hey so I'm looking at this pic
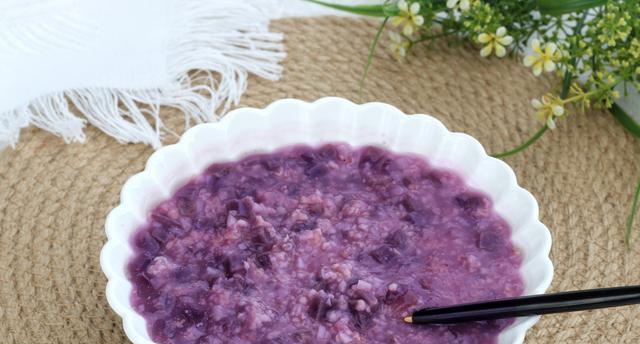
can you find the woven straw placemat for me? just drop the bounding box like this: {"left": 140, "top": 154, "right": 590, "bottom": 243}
{"left": 2, "top": 17, "right": 640, "bottom": 343}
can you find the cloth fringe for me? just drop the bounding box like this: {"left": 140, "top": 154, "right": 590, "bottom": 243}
{"left": 0, "top": 0, "right": 285, "bottom": 149}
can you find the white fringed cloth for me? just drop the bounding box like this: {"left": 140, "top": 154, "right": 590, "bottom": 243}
{"left": 0, "top": 0, "right": 286, "bottom": 148}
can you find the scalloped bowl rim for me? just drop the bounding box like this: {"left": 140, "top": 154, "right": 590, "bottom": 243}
{"left": 101, "top": 97, "right": 553, "bottom": 344}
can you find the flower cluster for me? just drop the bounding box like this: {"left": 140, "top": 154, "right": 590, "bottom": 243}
{"left": 380, "top": 0, "right": 638, "bottom": 131}
{"left": 317, "top": 0, "right": 638, "bottom": 132}
{"left": 316, "top": 0, "right": 638, "bottom": 132}
{"left": 387, "top": 0, "right": 427, "bottom": 59}
{"left": 584, "top": 3, "right": 639, "bottom": 102}
{"left": 459, "top": 2, "right": 503, "bottom": 42}
{"left": 390, "top": 0, "right": 640, "bottom": 128}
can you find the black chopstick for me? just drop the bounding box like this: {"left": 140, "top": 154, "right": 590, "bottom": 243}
{"left": 404, "top": 285, "right": 640, "bottom": 325}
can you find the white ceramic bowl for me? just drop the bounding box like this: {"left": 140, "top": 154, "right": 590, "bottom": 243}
{"left": 101, "top": 97, "right": 553, "bottom": 344}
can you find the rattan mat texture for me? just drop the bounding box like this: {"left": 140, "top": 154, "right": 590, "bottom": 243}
{"left": 1, "top": 17, "right": 640, "bottom": 343}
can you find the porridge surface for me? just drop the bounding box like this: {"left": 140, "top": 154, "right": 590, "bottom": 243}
{"left": 128, "top": 143, "right": 523, "bottom": 344}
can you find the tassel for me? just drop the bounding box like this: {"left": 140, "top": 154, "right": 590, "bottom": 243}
{"left": 0, "top": 0, "right": 285, "bottom": 149}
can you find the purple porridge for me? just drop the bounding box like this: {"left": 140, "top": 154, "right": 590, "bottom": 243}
{"left": 128, "top": 143, "right": 523, "bottom": 344}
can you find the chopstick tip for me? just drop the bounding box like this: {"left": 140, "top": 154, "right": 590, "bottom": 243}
{"left": 403, "top": 316, "right": 413, "bottom": 324}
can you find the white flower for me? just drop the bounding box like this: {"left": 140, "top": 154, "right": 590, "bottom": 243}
{"left": 391, "top": 0, "right": 425, "bottom": 36}
{"left": 477, "top": 27, "right": 513, "bottom": 58}
{"left": 388, "top": 31, "right": 411, "bottom": 59}
{"left": 523, "top": 39, "right": 561, "bottom": 76}
{"left": 446, "top": 0, "right": 471, "bottom": 11}
{"left": 532, "top": 95, "right": 565, "bottom": 129}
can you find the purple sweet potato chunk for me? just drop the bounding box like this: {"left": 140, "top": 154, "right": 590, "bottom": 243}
{"left": 128, "top": 143, "right": 523, "bottom": 344}
{"left": 369, "top": 245, "right": 399, "bottom": 264}
{"left": 385, "top": 230, "right": 407, "bottom": 249}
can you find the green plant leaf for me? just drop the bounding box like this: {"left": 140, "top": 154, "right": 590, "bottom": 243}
{"left": 305, "top": 0, "right": 398, "bottom": 17}
{"left": 537, "top": 0, "right": 607, "bottom": 15}
{"left": 626, "top": 175, "right": 640, "bottom": 247}
{"left": 611, "top": 103, "right": 640, "bottom": 139}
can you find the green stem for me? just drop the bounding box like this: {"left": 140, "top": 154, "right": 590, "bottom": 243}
{"left": 537, "top": 0, "right": 607, "bottom": 16}
{"left": 626, "top": 175, "right": 640, "bottom": 247}
{"left": 611, "top": 103, "right": 640, "bottom": 139}
{"left": 491, "top": 125, "right": 549, "bottom": 158}
{"left": 304, "top": 0, "right": 391, "bottom": 17}
{"left": 359, "top": 17, "right": 389, "bottom": 99}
